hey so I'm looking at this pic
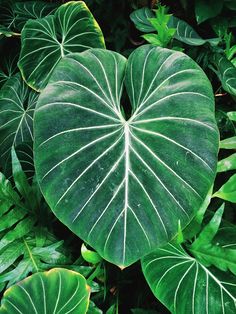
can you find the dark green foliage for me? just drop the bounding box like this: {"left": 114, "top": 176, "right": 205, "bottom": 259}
{"left": 0, "top": 1, "right": 235, "bottom": 313}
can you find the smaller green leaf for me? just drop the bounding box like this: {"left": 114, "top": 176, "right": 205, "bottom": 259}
{"left": 217, "top": 153, "right": 236, "bottom": 172}
{"left": 227, "top": 111, "right": 236, "bottom": 121}
{"left": 191, "top": 204, "right": 224, "bottom": 248}
{"left": 0, "top": 268, "right": 91, "bottom": 314}
{"left": 189, "top": 205, "right": 236, "bottom": 275}
{"left": 195, "top": 0, "right": 223, "bottom": 24}
{"left": 220, "top": 136, "right": 236, "bottom": 149}
{"left": 213, "top": 174, "right": 236, "bottom": 202}
{"left": 81, "top": 243, "right": 103, "bottom": 264}
{"left": 142, "top": 33, "right": 162, "bottom": 46}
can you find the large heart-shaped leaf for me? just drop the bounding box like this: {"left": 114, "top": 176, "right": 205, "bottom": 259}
{"left": 0, "top": 268, "right": 90, "bottom": 314}
{"left": 18, "top": 1, "right": 105, "bottom": 91}
{"left": 0, "top": 73, "right": 38, "bottom": 171}
{"left": 34, "top": 45, "right": 219, "bottom": 267}
{"left": 142, "top": 242, "right": 236, "bottom": 314}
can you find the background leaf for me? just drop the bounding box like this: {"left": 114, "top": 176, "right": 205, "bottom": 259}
{"left": 18, "top": 1, "right": 105, "bottom": 91}
{"left": 195, "top": 0, "right": 223, "bottom": 24}
{"left": 0, "top": 73, "right": 38, "bottom": 172}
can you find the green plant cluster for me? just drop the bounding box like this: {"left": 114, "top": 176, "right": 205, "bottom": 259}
{"left": 0, "top": 0, "right": 235, "bottom": 313}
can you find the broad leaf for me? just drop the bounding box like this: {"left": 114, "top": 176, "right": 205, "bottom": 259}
{"left": 211, "top": 53, "right": 236, "bottom": 96}
{"left": 0, "top": 73, "right": 38, "bottom": 171}
{"left": 0, "top": 268, "right": 90, "bottom": 314}
{"left": 142, "top": 243, "right": 236, "bottom": 314}
{"left": 34, "top": 45, "right": 219, "bottom": 267}
{"left": 130, "top": 8, "right": 219, "bottom": 46}
{"left": 213, "top": 174, "right": 236, "bottom": 203}
{"left": 195, "top": 0, "right": 223, "bottom": 24}
{"left": 18, "top": 1, "right": 105, "bottom": 91}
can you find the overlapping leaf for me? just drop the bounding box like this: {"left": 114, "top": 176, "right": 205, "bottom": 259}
{"left": 130, "top": 7, "right": 219, "bottom": 46}
{"left": 34, "top": 45, "right": 218, "bottom": 267}
{"left": 14, "top": 1, "right": 58, "bottom": 31}
{"left": 18, "top": 1, "right": 105, "bottom": 91}
{"left": 142, "top": 243, "right": 236, "bottom": 314}
{"left": 189, "top": 205, "right": 236, "bottom": 275}
{"left": 211, "top": 53, "right": 236, "bottom": 96}
{"left": 0, "top": 268, "right": 90, "bottom": 314}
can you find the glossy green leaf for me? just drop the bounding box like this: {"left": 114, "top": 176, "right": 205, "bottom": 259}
{"left": 0, "top": 73, "right": 38, "bottom": 170}
{"left": 0, "top": 268, "right": 90, "bottom": 314}
{"left": 130, "top": 8, "right": 219, "bottom": 46}
{"left": 217, "top": 153, "right": 236, "bottom": 172}
{"left": 34, "top": 45, "right": 218, "bottom": 267}
{"left": 211, "top": 53, "right": 236, "bottom": 96}
{"left": 195, "top": 0, "right": 223, "bottom": 24}
{"left": 142, "top": 242, "right": 236, "bottom": 314}
{"left": 213, "top": 174, "right": 236, "bottom": 202}
{"left": 81, "top": 243, "right": 102, "bottom": 264}
{"left": 18, "top": 1, "right": 105, "bottom": 91}
{"left": 220, "top": 136, "right": 236, "bottom": 149}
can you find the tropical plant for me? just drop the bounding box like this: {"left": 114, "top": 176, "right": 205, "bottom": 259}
{"left": 0, "top": 0, "right": 235, "bottom": 313}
